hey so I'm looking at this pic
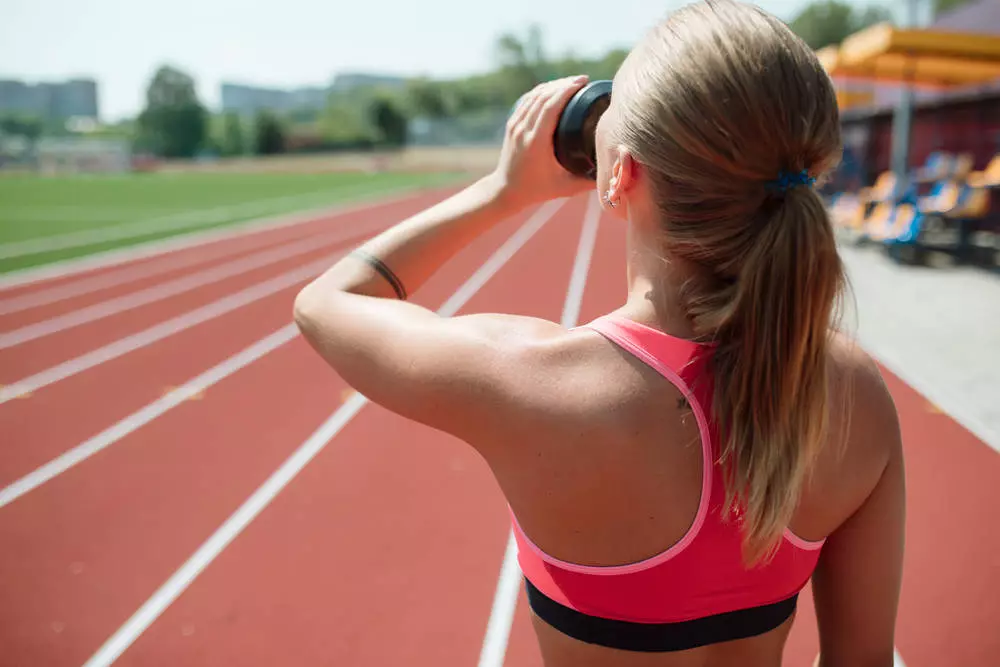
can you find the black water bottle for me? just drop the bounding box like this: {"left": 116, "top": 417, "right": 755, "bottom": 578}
{"left": 511, "top": 80, "right": 613, "bottom": 180}
{"left": 553, "top": 80, "right": 612, "bottom": 180}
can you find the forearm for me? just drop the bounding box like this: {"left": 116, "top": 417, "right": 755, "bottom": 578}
{"left": 302, "top": 174, "right": 521, "bottom": 301}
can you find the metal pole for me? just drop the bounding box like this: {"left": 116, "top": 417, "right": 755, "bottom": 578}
{"left": 888, "top": 0, "right": 923, "bottom": 178}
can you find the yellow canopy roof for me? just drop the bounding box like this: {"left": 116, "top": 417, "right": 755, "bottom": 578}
{"left": 836, "top": 90, "right": 874, "bottom": 110}
{"left": 819, "top": 23, "right": 1000, "bottom": 88}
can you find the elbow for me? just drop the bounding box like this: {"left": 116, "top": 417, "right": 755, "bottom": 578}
{"left": 293, "top": 283, "right": 320, "bottom": 338}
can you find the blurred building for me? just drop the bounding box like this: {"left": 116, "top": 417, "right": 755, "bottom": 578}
{"left": 0, "top": 78, "right": 99, "bottom": 119}
{"left": 220, "top": 84, "right": 328, "bottom": 115}
{"left": 220, "top": 72, "right": 406, "bottom": 116}
{"left": 330, "top": 73, "right": 407, "bottom": 92}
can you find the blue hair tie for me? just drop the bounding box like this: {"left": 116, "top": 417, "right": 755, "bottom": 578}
{"left": 766, "top": 169, "right": 816, "bottom": 193}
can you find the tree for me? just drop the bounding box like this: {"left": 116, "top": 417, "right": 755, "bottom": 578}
{"left": 286, "top": 107, "right": 320, "bottom": 125}
{"left": 0, "top": 114, "right": 42, "bottom": 141}
{"left": 935, "top": 0, "right": 972, "bottom": 15}
{"left": 135, "top": 65, "right": 208, "bottom": 158}
{"left": 594, "top": 49, "right": 629, "bottom": 81}
{"left": 319, "top": 103, "right": 373, "bottom": 147}
{"left": 407, "top": 78, "right": 450, "bottom": 119}
{"left": 220, "top": 112, "right": 245, "bottom": 156}
{"left": 789, "top": 1, "right": 892, "bottom": 50}
{"left": 368, "top": 96, "right": 408, "bottom": 147}
{"left": 851, "top": 5, "right": 893, "bottom": 32}
{"left": 494, "top": 26, "right": 548, "bottom": 103}
{"left": 253, "top": 111, "right": 286, "bottom": 155}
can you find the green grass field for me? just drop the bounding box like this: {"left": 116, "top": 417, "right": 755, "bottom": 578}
{"left": 0, "top": 171, "right": 466, "bottom": 274}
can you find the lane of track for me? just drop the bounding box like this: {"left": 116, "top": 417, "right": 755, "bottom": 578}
{"left": 0, "top": 193, "right": 449, "bottom": 489}
{"left": 875, "top": 367, "right": 999, "bottom": 666}
{"left": 0, "top": 200, "right": 552, "bottom": 666}
{"left": 103, "top": 196, "right": 590, "bottom": 666}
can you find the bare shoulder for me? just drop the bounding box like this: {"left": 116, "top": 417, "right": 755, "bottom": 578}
{"left": 386, "top": 312, "right": 632, "bottom": 452}
{"left": 820, "top": 331, "right": 903, "bottom": 502}
{"left": 827, "top": 331, "right": 900, "bottom": 449}
{"left": 474, "top": 315, "right": 633, "bottom": 417}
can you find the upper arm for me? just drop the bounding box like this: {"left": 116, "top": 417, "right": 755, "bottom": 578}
{"left": 293, "top": 287, "right": 568, "bottom": 444}
{"left": 812, "top": 356, "right": 905, "bottom": 667}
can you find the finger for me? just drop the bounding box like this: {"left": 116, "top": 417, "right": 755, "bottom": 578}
{"left": 535, "top": 75, "right": 589, "bottom": 135}
{"left": 507, "top": 96, "right": 532, "bottom": 135}
{"left": 521, "top": 78, "right": 569, "bottom": 129}
{"left": 508, "top": 79, "right": 550, "bottom": 130}
{"left": 516, "top": 84, "right": 555, "bottom": 135}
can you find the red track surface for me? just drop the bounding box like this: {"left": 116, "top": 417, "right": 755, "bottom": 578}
{"left": 1, "top": 189, "right": 997, "bottom": 667}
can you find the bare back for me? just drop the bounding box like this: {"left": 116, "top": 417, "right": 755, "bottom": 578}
{"left": 471, "top": 313, "right": 904, "bottom": 667}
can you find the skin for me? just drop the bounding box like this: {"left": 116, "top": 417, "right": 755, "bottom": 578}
{"left": 294, "top": 75, "right": 905, "bottom": 667}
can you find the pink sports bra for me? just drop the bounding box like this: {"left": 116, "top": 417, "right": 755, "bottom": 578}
{"left": 510, "top": 314, "right": 824, "bottom": 651}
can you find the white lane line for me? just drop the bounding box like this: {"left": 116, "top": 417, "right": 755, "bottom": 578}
{"left": 560, "top": 194, "right": 601, "bottom": 333}
{"left": 0, "top": 183, "right": 451, "bottom": 291}
{"left": 0, "top": 185, "right": 383, "bottom": 261}
{"left": 81, "top": 198, "right": 567, "bottom": 667}
{"left": 477, "top": 193, "right": 601, "bottom": 667}
{"left": 0, "top": 224, "right": 377, "bottom": 349}
{"left": 0, "top": 254, "right": 339, "bottom": 405}
{"left": 479, "top": 533, "right": 523, "bottom": 667}
{"left": 0, "top": 325, "right": 298, "bottom": 508}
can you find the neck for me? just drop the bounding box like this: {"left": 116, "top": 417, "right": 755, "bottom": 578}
{"left": 622, "top": 218, "right": 700, "bottom": 341}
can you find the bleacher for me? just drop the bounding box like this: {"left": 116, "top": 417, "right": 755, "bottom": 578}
{"left": 828, "top": 150, "right": 1000, "bottom": 268}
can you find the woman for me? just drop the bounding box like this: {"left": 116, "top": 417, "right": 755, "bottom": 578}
{"left": 294, "top": 1, "right": 905, "bottom": 665}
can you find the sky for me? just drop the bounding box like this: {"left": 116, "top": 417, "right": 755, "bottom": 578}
{"left": 1, "top": 0, "right": 906, "bottom": 121}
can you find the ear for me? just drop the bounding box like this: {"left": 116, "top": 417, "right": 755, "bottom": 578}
{"left": 603, "top": 147, "right": 636, "bottom": 218}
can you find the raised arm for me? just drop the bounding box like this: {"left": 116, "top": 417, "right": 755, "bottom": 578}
{"left": 293, "top": 76, "right": 593, "bottom": 441}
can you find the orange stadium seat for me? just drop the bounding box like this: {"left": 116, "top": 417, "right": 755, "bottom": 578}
{"left": 865, "top": 202, "right": 897, "bottom": 241}
{"left": 949, "top": 186, "right": 991, "bottom": 219}
{"left": 829, "top": 193, "right": 861, "bottom": 227}
{"left": 968, "top": 154, "right": 1000, "bottom": 189}
{"left": 859, "top": 171, "right": 898, "bottom": 204}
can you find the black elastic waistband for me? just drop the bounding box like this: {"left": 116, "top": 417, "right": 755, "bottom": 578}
{"left": 524, "top": 577, "right": 797, "bottom": 653}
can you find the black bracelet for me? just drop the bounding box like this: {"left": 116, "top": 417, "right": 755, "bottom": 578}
{"left": 350, "top": 249, "right": 407, "bottom": 300}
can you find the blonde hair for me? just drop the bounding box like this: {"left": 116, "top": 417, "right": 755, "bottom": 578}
{"left": 614, "top": 0, "right": 845, "bottom": 563}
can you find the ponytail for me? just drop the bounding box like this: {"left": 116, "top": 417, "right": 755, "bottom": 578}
{"left": 687, "top": 186, "right": 844, "bottom": 563}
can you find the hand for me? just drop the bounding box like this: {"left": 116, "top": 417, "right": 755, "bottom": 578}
{"left": 488, "top": 75, "right": 596, "bottom": 210}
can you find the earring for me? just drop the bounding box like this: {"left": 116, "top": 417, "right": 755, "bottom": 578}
{"left": 603, "top": 190, "right": 617, "bottom": 208}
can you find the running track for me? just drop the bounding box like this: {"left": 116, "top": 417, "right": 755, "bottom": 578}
{"left": 1, "top": 187, "right": 997, "bottom": 666}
